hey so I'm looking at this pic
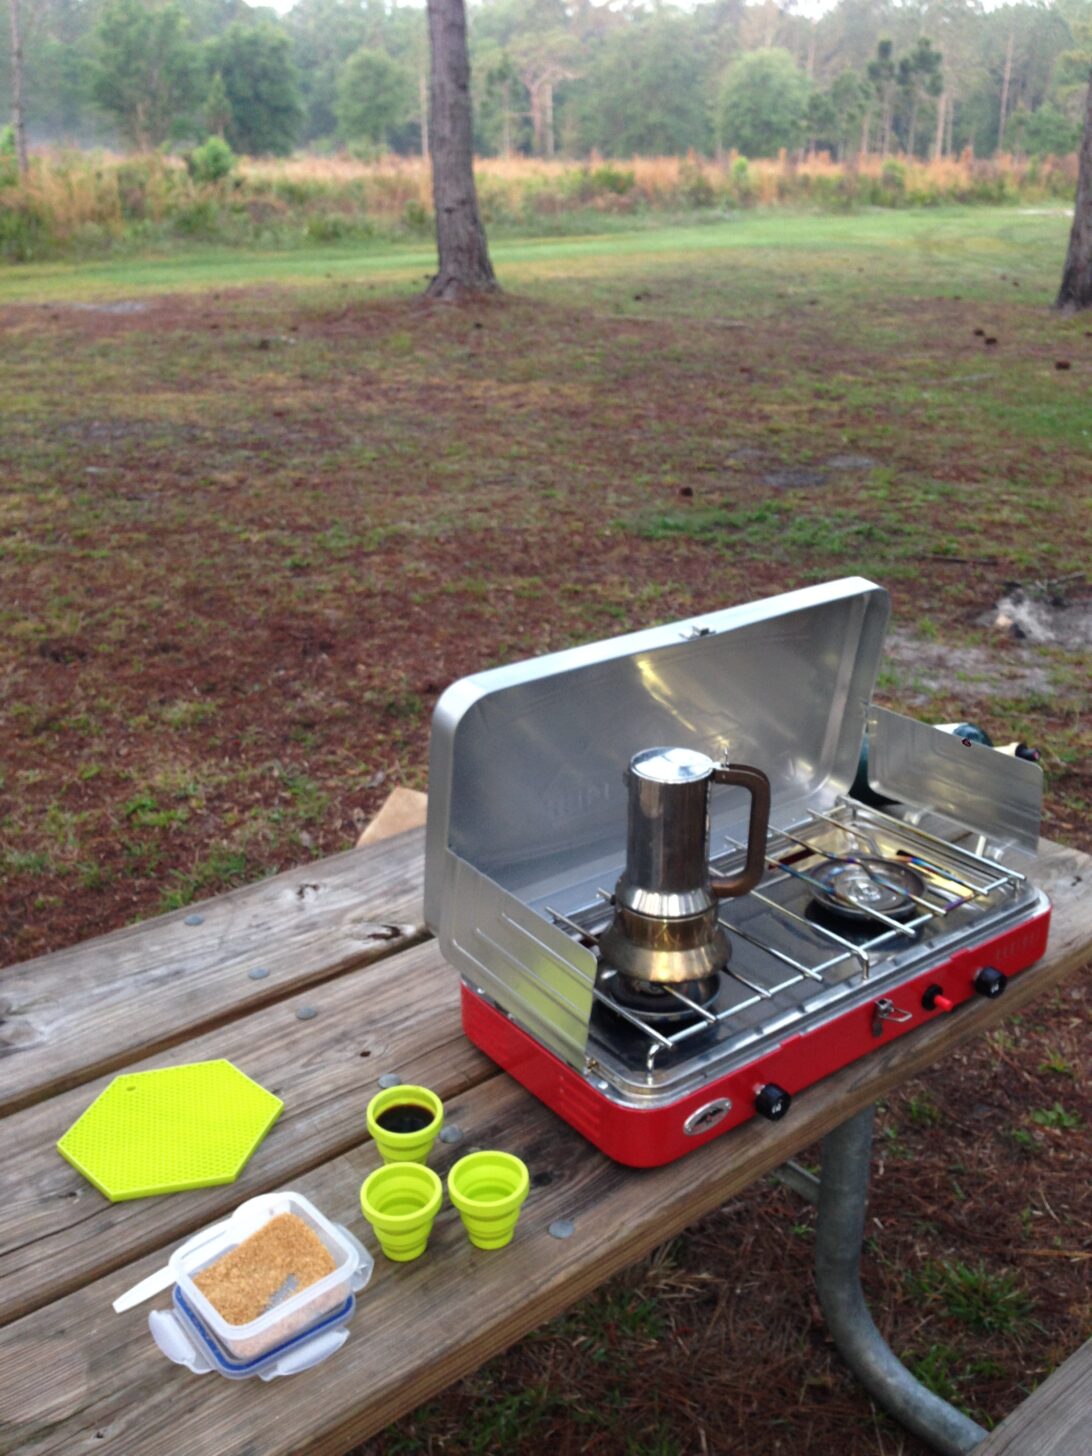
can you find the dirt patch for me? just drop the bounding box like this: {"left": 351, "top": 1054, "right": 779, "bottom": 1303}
{"left": 761, "top": 466, "right": 828, "bottom": 489}
{"left": 825, "top": 453, "right": 878, "bottom": 472}
{"left": 65, "top": 299, "right": 150, "bottom": 315}
{"left": 884, "top": 628, "right": 1055, "bottom": 705}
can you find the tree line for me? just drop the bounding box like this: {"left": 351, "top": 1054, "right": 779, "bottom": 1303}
{"left": 2, "top": 0, "right": 1090, "bottom": 163}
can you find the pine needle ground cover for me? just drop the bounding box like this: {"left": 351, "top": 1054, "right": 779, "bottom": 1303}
{"left": 1, "top": 207, "right": 1089, "bottom": 1454}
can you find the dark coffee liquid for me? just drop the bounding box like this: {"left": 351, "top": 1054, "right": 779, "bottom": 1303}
{"left": 376, "top": 1103, "right": 434, "bottom": 1135}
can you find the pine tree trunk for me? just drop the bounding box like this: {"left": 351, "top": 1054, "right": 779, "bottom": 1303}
{"left": 9, "top": 0, "right": 29, "bottom": 176}
{"left": 419, "top": 68, "right": 429, "bottom": 158}
{"left": 1056, "top": 70, "right": 1092, "bottom": 311}
{"left": 934, "top": 92, "right": 946, "bottom": 160}
{"left": 997, "top": 27, "right": 1014, "bottom": 153}
{"left": 425, "top": 0, "right": 498, "bottom": 300}
{"left": 528, "top": 80, "right": 545, "bottom": 156}
{"left": 544, "top": 80, "right": 554, "bottom": 159}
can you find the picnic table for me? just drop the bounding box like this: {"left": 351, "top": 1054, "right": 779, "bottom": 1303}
{"left": 1, "top": 817, "right": 1089, "bottom": 1456}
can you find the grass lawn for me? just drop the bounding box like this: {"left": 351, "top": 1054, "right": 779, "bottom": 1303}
{"left": 1, "top": 205, "right": 1089, "bottom": 1454}
{"left": 0, "top": 205, "right": 1079, "bottom": 303}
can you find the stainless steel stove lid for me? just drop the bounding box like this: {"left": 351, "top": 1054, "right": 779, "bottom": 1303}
{"left": 426, "top": 577, "right": 890, "bottom": 922}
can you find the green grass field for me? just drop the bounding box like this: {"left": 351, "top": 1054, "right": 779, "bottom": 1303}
{"left": 0, "top": 206, "right": 1077, "bottom": 304}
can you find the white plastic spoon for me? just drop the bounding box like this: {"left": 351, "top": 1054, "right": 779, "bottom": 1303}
{"left": 112, "top": 1263, "right": 175, "bottom": 1313}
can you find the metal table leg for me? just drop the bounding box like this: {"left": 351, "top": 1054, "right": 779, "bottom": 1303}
{"left": 815, "top": 1104, "right": 988, "bottom": 1455}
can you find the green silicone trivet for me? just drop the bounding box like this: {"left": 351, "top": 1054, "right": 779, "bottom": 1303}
{"left": 56, "top": 1060, "right": 283, "bottom": 1201}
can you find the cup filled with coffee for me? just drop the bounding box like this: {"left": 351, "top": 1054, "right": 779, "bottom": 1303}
{"left": 366, "top": 1084, "right": 443, "bottom": 1164}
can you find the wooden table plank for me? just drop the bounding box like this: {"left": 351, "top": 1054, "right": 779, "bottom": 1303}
{"left": 0, "top": 941, "right": 494, "bottom": 1327}
{"left": 971, "top": 1338, "right": 1092, "bottom": 1455}
{"left": 2, "top": 842, "right": 1088, "bottom": 1456}
{"left": 0, "top": 834, "right": 426, "bottom": 1116}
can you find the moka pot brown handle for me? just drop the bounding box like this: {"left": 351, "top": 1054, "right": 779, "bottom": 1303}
{"left": 707, "top": 763, "right": 771, "bottom": 899}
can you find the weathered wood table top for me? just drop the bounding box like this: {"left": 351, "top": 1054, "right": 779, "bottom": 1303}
{"left": 1, "top": 828, "right": 1089, "bottom": 1456}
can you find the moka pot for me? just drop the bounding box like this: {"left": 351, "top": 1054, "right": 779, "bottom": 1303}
{"left": 599, "top": 748, "right": 770, "bottom": 995}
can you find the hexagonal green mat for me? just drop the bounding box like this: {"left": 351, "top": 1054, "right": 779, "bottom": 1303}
{"left": 56, "top": 1060, "right": 283, "bottom": 1201}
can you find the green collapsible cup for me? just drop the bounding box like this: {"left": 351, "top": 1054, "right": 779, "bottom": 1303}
{"left": 359, "top": 1162, "right": 443, "bottom": 1262}
{"left": 447, "top": 1151, "right": 530, "bottom": 1250}
{"left": 366, "top": 1084, "right": 443, "bottom": 1164}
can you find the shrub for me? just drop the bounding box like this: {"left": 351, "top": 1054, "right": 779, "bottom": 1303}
{"left": 475, "top": 174, "right": 518, "bottom": 227}
{"left": 272, "top": 176, "right": 317, "bottom": 206}
{"left": 244, "top": 196, "right": 288, "bottom": 228}
{"left": 0, "top": 196, "right": 52, "bottom": 260}
{"left": 402, "top": 197, "right": 430, "bottom": 232}
{"left": 172, "top": 198, "right": 221, "bottom": 238}
{"left": 0, "top": 125, "right": 17, "bottom": 188}
{"left": 556, "top": 164, "right": 636, "bottom": 206}
{"left": 880, "top": 160, "right": 906, "bottom": 202}
{"left": 347, "top": 139, "right": 386, "bottom": 164}
{"left": 115, "top": 159, "right": 153, "bottom": 218}
{"left": 679, "top": 158, "right": 716, "bottom": 208}
{"left": 589, "top": 163, "right": 635, "bottom": 196}
{"left": 810, "top": 172, "right": 856, "bottom": 212}
{"left": 726, "top": 156, "right": 756, "bottom": 207}
{"left": 188, "top": 137, "right": 236, "bottom": 185}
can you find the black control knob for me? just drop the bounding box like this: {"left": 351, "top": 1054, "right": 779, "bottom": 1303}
{"left": 973, "top": 966, "right": 1008, "bottom": 998}
{"left": 754, "top": 1083, "right": 792, "bottom": 1121}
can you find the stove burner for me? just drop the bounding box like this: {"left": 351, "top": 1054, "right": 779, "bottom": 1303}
{"left": 592, "top": 971, "right": 719, "bottom": 1066}
{"left": 807, "top": 856, "right": 925, "bottom": 924}
{"left": 608, "top": 972, "right": 720, "bottom": 1024}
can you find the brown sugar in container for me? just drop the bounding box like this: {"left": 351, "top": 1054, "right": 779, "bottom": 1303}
{"left": 168, "top": 1191, "right": 371, "bottom": 1361}
{"left": 194, "top": 1212, "right": 336, "bottom": 1327}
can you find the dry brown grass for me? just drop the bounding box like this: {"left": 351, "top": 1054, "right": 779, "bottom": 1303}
{"left": 247, "top": 147, "right": 1078, "bottom": 209}
{"left": 1, "top": 146, "right": 1078, "bottom": 261}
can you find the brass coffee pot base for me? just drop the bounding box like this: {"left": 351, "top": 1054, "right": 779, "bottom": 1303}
{"left": 598, "top": 905, "right": 731, "bottom": 987}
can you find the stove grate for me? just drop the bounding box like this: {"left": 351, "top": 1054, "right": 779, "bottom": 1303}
{"left": 545, "top": 799, "right": 1029, "bottom": 1073}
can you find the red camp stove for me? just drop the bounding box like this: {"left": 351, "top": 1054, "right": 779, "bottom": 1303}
{"left": 424, "top": 579, "right": 1051, "bottom": 1167}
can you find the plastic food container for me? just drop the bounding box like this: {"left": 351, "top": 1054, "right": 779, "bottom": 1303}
{"left": 149, "top": 1190, "right": 373, "bottom": 1380}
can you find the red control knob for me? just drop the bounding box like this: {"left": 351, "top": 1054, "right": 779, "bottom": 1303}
{"left": 922, "top": 984, "right": 955, "bottom": 1013}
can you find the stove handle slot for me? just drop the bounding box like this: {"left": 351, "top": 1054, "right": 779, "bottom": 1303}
{"left": 708, "top": 764, "right": 771, "bottom": 900}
